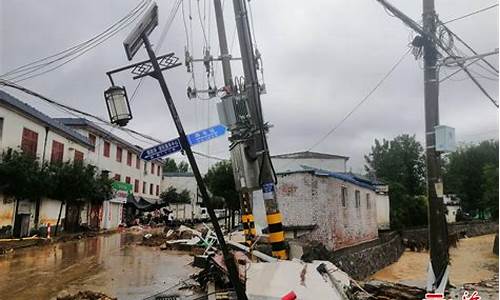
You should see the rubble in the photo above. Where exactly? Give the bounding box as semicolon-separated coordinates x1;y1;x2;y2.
56;290;117;300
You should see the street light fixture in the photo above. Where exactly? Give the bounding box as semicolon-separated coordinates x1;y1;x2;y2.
104;85;132;126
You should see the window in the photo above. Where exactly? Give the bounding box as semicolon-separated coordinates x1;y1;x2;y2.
144;162;148;174
74;150;84;162
127;151;132;166
88;134;96;152
341;186;347;207
366;193;371;209
136;155;140;169
142;182;146;194
355;190;361;208
116;146;123;162
134;180;139;193
157;165;161;176
150;183;153;195
125;176;131;184
114;174;121;181
156;185;159;196
51;140;64;163
151;163;155;174
103;141;110;157
0;117;3;142
21;128;38;156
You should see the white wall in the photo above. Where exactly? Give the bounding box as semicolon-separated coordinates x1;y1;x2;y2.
0;106;90;162
0;195;15;228
376;193;390;230
38;198;66;227
446;205;460;223
162;175;203;220
73;127;162;201
259;172;378;250
271;157;347;173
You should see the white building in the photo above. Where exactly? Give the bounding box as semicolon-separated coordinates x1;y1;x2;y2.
253;169;379;250
57;118;164;230
374;184;390;230
161;172;205;221
271;151;349;174
0;90;93;237
443;194;461;223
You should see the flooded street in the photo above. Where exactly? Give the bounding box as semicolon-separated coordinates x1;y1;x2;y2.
0;231;196;300
371;234;499;288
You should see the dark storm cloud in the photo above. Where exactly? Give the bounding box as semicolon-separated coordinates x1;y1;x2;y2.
1;0;498;172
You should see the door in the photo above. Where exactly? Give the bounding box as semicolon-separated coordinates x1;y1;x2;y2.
64;202;80;232
89;203;101;230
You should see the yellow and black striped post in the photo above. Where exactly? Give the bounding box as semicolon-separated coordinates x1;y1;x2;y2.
240;192;256;246
262;182;287;260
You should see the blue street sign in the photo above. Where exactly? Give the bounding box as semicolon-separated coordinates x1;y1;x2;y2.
187;124;227;146
140;124;227;161
140;138;182;161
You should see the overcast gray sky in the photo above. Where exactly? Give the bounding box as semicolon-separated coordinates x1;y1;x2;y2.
1;0;498;173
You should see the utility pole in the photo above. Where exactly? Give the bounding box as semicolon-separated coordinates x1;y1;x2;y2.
422;0;449;291
213;0;257;246
231;0;287;259
375;0;449;291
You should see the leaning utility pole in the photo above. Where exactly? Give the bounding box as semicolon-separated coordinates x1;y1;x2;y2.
422;0;449;291
213;0;256;246
231;0;287;259
375;0;449;291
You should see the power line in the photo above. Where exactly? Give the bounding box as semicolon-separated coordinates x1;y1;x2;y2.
0;80;225;161
1;0;150;82
306;48;411;152
443;3;499;25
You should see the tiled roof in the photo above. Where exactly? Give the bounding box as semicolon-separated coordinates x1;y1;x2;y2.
56;117;163;163
278;168;376;191
0;90;93;148
272;151;349;160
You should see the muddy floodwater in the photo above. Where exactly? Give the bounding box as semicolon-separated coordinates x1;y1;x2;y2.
0;232;196;300
371;234;499;287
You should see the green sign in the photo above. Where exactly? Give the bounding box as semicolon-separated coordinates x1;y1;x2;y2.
112;181;133;195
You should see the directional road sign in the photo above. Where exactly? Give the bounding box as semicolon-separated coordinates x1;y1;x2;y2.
140;124;226;161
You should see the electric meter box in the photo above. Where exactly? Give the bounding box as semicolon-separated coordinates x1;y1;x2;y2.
435;125;456;152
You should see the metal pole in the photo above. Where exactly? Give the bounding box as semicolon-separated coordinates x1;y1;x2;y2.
141;34;248;300
423;0;449;291
232;0;287;259
213;0;256;246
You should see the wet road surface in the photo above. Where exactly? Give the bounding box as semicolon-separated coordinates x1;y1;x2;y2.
371;234;499;288
0;232;196;300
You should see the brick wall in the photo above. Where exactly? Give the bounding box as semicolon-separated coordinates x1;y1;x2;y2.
276;172;378;250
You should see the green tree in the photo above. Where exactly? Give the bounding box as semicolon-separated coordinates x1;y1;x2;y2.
163;158;178;172
160;186;191;204
204;161;239;228
0;149;50;203
365;134;427;228
443;140;498;219
163;158;189;173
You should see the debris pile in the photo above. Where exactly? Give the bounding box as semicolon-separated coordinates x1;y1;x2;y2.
56;290;117;300
349;281;426;300
139;225;218;254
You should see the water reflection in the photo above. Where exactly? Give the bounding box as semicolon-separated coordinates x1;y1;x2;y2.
0;232;195;300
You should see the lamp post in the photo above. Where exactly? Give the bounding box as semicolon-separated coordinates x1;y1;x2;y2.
103;2;247;299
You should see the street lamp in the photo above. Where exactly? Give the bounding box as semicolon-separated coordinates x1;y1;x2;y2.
104;85;132;126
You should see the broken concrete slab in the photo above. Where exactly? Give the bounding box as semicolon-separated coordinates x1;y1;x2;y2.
245;259;350;300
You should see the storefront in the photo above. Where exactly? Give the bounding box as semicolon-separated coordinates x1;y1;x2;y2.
102;182;132;230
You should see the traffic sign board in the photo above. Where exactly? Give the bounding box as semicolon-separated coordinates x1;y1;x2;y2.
187;124;226;146
140;124;227;161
